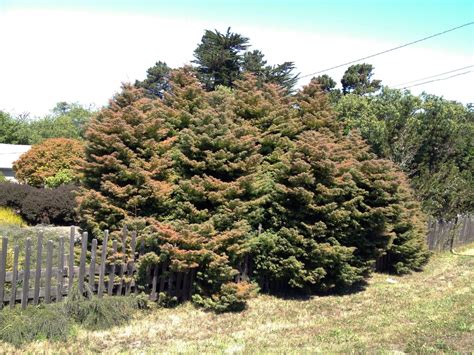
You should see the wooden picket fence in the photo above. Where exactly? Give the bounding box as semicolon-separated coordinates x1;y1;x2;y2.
375;215;474;271
427;215;474;251
0;227;195;309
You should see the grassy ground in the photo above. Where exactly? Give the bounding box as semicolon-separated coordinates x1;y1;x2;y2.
0;246;472;353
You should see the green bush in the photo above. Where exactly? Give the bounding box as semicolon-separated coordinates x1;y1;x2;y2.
0;303;71;347
44;169;75;188
192;282;258;313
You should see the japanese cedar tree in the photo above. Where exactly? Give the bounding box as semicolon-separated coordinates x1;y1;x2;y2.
78;68;429;307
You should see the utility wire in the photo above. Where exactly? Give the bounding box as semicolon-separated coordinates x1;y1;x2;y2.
393;64;474;87
400;70;472;89
300;21;474;79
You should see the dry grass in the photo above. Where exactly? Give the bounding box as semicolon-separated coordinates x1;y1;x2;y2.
1;248;473;354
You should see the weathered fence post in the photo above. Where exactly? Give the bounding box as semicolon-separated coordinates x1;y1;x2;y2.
78;232;88;295
159;262;166;293
44;240;53;304
0;237;8;308
126;231;137;295
89;238;98;291
33;232;43;305
9;245;20;308
97;230;109;298
117;227;127;295
150;265;158;301
68;226;75;291
21;238;32;309
57;237;64;301
108;240;117;296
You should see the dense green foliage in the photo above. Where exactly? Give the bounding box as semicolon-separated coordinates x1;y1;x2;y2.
0;183;78;225
335;87;473;220
193;28;298;93
79;68;428;310
341;63;382;95
135;61;171;99
0;111;32;144
0;102;94;145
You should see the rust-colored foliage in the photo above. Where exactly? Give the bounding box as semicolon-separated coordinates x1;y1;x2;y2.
78;70;429;309
13;138;84;187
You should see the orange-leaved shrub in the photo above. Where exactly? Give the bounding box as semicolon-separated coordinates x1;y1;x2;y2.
13;138;84;187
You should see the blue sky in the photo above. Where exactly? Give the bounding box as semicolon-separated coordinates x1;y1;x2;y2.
0;0;472;115
5;0;472;46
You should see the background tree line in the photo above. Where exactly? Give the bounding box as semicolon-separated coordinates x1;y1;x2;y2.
0;102;94;145
312;64;473;221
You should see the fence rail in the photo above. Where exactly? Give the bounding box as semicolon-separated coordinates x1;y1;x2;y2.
1;217;472;308
427;216;474;251
0;227;194;309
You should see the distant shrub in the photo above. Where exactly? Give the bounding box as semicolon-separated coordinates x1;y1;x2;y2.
13;138;84;187
0;207;27;227
21;184;77;225
0;182;32;211
0;183;78;225
0;172;7;182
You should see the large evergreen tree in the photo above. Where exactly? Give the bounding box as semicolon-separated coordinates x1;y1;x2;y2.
341;63;382;95
135;61;171;99
193;27;250;91
79;69;429;309
193;28;299;93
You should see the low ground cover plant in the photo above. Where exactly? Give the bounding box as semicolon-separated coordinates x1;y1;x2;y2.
0;290;148;347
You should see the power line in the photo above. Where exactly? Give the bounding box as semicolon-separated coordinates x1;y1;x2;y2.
393;65;474;87
300;21;474;79
400;70;472;89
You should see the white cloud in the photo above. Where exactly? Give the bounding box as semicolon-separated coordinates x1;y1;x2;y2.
0;9;472;117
